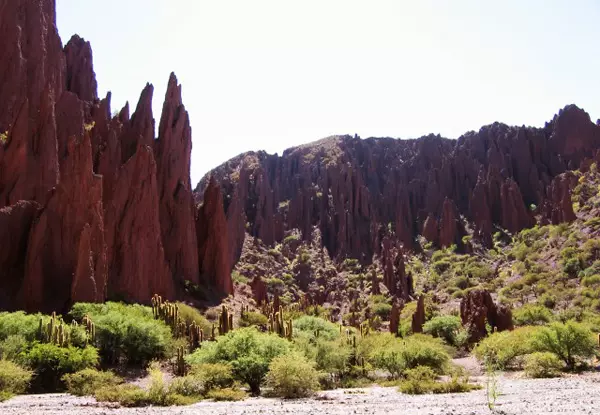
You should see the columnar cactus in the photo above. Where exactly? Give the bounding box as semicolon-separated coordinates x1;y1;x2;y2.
218;305;233;335
174;346;186;376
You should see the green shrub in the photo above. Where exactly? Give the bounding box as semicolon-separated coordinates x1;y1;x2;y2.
0;360;33;396
206;387;247;401
293;316;339;341
239;312;269;328
474;326;540;369
176;303;212;335
190;363;234;392
513;304;553;326
95;384;149;407
23;343;98;392
373;303;392;320
186;328;290;395
398;366;479;395
372;334;450;379
0;311;44;341
266;352;320;398
524;352;563;378
0;335;29;361
423;315;465;347
69;302;172;365
62;368;122;396
168;375;204;397
582;274;600;287
531;321;597;370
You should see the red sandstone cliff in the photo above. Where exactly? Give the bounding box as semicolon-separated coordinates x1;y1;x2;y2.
0;0;231;312
196;108;600;271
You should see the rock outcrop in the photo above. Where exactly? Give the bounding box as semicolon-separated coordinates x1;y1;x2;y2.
0;0;228;312
411;296;425;334
196;177;233;295
196;106;600;270
460;289;513;342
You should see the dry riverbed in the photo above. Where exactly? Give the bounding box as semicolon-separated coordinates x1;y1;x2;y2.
2;372;600;415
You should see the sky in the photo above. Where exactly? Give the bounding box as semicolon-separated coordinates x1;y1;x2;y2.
56;0;600;185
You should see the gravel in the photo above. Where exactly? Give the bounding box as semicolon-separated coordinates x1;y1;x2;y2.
2;373;600;415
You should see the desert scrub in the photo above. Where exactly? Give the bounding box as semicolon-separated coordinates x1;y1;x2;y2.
189;362;234;392
398;366;480;395
530;321;597;370
266;352;320;398
206;387;247;401
0;360;33;400
62;368;122;396
186;327;290;395
239;311;268;328
372;334;450;379
0;311;46;341
69;302;172;365
23;343;98;392
513;304;553;326
524;352;563;378
422;315;467;347
474;326;540;369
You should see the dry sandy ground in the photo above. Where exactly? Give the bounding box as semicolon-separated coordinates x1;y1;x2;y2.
2;372;600;415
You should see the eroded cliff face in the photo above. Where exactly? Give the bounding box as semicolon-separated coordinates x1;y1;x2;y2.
0;0;231;312
196;106;600;278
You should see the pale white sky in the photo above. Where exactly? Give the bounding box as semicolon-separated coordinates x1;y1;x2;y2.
57;0;600;184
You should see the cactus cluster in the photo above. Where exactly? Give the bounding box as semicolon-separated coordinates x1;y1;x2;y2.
218;305;233;335
188;321;203;349
82;314;96;344
39;312;71;347
267;306;293;340
174;346;187;376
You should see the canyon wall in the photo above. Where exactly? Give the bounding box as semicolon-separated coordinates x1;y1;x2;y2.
0;0;232;313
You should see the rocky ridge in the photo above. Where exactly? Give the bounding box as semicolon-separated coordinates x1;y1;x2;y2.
0;0;232;312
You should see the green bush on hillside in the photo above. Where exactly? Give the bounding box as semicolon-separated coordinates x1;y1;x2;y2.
423;315;467;347
530;321;597;370
186;328;290;395
23;343;98;392
0;360;33;400
513;304;553;326
266;352;320;398
69;302;172;365
474;326;540;369
523;352;562;378
62;368;122;396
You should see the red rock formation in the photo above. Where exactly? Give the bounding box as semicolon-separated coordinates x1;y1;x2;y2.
154;73;199;287
380;237;412;300
542;172;577;224
250;276;268;306
411;296;425;334
0;0;64;206
64;35;98;102
439;198;461;248
0;201;41;310
198;106;600;267
20;92;107;313
460;289;513;343
389;300;400;336
196;177;233;295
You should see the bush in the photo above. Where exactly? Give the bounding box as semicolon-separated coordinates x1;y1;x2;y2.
23;343;98;392
176;303;212;335
186;328;290;395
531;321;597;370
474;327;540;369
373;303;392;320
524;352;563;378
239;312;268;328
62;368;122;396
266;352;320;398
513;304;553;326
206;388;247;401
423;315;465;347
69;302;172;365
398;366;479;395
293;316;340;341
0;335;29;361
0;360;33;396
167;375;204;397
190;363;234;392
0;311;44;342
95;384;149;407
372;334;450;379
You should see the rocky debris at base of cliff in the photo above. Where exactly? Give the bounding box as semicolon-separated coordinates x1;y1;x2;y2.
460;289;514;343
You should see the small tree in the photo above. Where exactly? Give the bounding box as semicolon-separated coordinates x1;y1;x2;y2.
531;321;596;370
266;352;320;398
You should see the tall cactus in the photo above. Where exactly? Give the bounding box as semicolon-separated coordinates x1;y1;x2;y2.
174;346;187;376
